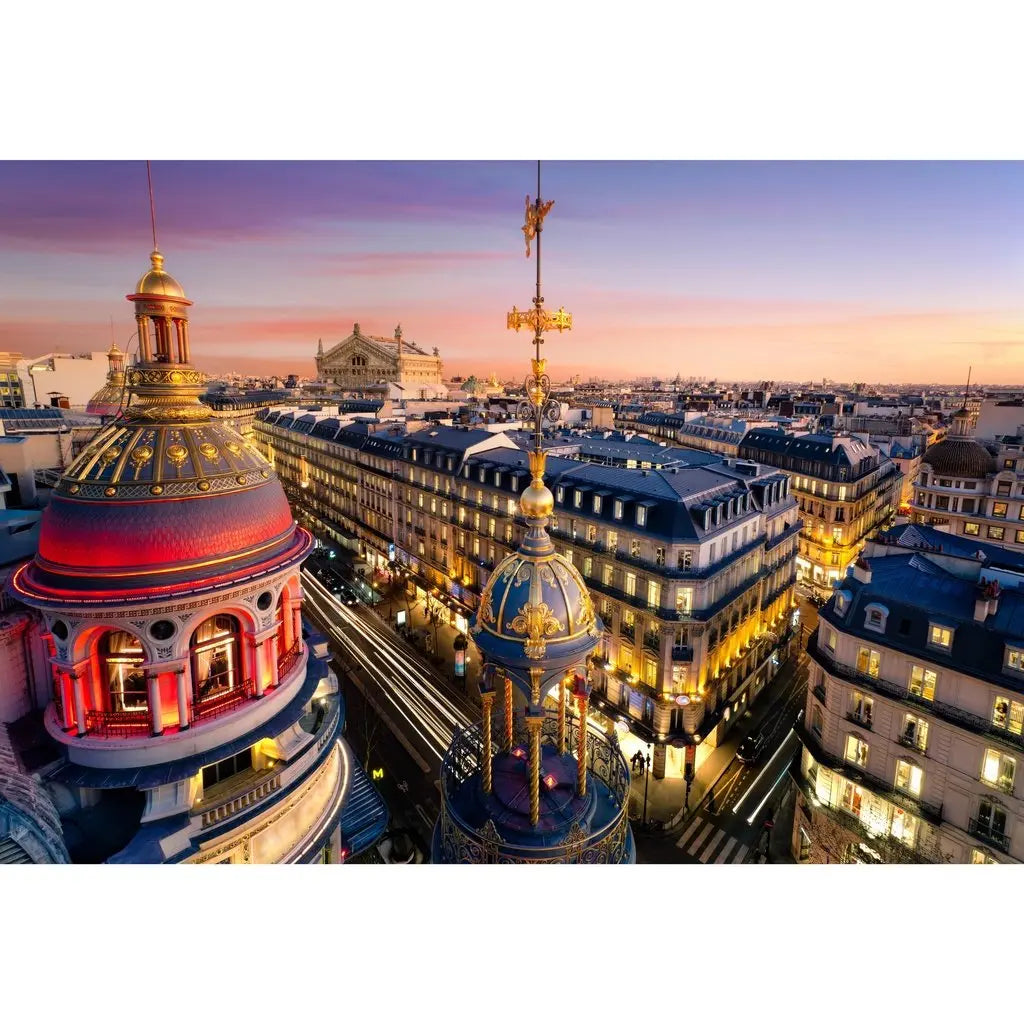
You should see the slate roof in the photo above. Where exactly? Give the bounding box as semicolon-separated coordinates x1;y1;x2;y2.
822;552;1024;695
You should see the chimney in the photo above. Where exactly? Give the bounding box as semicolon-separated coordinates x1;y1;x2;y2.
975;579;1001;621
852;557;872;584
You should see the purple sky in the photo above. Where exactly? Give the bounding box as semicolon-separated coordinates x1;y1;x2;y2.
1;160;1023;383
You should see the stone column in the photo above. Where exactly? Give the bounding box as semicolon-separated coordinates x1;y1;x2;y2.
252;638;266;698
652;742;667;780
72;673;88;737
176;669;189;730
147;672;163;737
136;314;151;361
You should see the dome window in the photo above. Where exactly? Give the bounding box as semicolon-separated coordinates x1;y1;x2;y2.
150;619;176;641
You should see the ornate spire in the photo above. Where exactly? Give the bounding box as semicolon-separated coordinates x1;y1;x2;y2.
508;161;572;521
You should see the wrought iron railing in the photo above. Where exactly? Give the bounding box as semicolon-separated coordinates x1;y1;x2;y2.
438;707;631;864
277;639;303;681
85;709;152;738
809;633;1024;754
845;711;873;731
812;682;827;705
191;679;255;725
968;818;1011;853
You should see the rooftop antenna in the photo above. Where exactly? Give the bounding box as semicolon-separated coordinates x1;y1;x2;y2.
146;160;159;252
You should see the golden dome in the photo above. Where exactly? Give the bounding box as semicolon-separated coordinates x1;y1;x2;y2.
134;249;186;299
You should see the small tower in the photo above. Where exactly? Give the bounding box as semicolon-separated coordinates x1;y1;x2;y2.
85;341;128;420
432;165;634;865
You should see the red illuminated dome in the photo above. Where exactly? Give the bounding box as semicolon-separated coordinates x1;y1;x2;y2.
14;250;311;605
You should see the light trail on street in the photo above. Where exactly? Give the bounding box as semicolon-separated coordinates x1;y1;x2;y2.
302;570;473;769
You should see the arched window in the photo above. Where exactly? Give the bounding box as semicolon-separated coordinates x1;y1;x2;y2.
101;630;146;712
190;615;241;703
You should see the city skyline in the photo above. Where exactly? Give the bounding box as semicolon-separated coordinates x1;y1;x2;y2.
1;160;1024;383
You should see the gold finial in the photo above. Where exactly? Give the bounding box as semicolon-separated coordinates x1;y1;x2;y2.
150;249;164;271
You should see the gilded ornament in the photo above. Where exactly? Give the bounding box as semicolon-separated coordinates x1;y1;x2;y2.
199;442;219;459
150;485;164;495
260;470;269;478
510;601;562;659
165;444;188;466
236;475;246;485
225;442;242;455
479;589;495;626
99;447;121;464
129;445;153;466
68;484;80;495
522;194;555;258
104;486;116;496
197;480;211;491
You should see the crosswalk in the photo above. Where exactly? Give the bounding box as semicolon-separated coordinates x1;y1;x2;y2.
675;814;750;864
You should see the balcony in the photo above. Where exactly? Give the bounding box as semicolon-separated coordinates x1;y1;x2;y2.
812;682;827;705
809;633;1024;754
619;623;635;643
277;639;302;680
845;712;874;731
192;679;256;726
897;733;927;754
671;645;694;662
437;709;631;864
84;709;151;738
643;633;660;654
968;819;1011;854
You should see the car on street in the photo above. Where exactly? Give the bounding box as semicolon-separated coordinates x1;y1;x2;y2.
736;732;766;764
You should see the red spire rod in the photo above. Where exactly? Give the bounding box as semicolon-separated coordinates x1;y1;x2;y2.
146;160;158;251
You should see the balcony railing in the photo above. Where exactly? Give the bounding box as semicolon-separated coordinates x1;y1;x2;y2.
438;708;631;864
643;633;660;654
812;682;827;705
897;734;927;753
85;709;151;738
671;645;694;662
845;712;874;731
277;639;302;681
809;633;1024;754
619;623;635;643
191;679;256;725
968;819;1011;853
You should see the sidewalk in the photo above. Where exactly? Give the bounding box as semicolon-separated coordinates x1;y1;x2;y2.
628;653;807;832
374;585;483;704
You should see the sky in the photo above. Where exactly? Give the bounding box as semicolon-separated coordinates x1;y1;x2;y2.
1;160;1023;384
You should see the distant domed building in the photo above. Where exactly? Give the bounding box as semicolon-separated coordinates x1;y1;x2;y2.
432;185;634;864
85;342;127;420
908;404;1024;551
8;244;386;864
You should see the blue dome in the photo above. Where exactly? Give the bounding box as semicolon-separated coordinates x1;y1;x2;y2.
471;524;603;678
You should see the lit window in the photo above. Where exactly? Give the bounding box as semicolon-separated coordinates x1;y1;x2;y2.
992;697;1024;735
574;491;582;508
894;759;923;797
856;647;880;678
636;505;647;527
928;625;953;649
889;807;918;847
981;749;1015;793
844;735;869;768
625;573;637;597
900;714;928;751
988;526;1005;540
676;587;693;615
593;495;602;514
647;580;661;608
850;691;873;726
971;849;997;864
602;564;613;586
613;500;623;520
993;502;1008;519
963;522;980;536
825;628;837;652
909;665;936;700
1006;648;1024;673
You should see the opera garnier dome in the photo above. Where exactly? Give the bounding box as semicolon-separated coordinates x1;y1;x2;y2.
432;175;634;864
8;242;386;864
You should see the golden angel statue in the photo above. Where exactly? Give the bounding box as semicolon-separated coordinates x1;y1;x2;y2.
522;194;555;258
